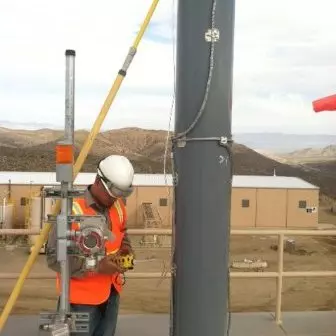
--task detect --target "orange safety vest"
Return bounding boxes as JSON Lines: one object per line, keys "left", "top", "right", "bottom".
{"left": 56, "top": 197, "right": 126, "bottom": 305}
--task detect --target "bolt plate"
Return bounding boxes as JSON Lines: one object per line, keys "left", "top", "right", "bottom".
{"left": 39, "top": 312, "right": 90, "bottom": 334}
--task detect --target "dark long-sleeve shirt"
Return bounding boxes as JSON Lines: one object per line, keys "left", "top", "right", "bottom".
{"left": 45, "top": 187, "right": 133, "bottom": 278}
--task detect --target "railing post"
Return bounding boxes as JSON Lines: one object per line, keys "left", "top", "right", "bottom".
{"left": 275, "top": 233, "right": 284, "bottom": 325}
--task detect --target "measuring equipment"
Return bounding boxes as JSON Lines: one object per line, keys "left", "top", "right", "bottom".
{"left": 45, "top": 212, "right": 115, "bottom": 272}
{"left": 74, "top": 217, "right": 113, "bottom": 271}
{"left": 38, "top": 50, "right": 115, "bottom": 335}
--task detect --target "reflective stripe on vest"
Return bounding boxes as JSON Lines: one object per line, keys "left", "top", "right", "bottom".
{"left": 72, "top": 202, "right": 82, "bottom": 230}
{"left": 71, "top": 199, "right": 123, "bottom": 230}
{"left": 72, "top": 201, "right": 82, "bottom": 215}
{"left": 72, "top": 199, "right": 123, "bottom": 222}
{"left": 114, "top": 199, "right": 123, "bottom": 223}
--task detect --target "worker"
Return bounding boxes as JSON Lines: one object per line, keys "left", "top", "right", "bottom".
{"left": 46, "top": 154, "right": 135, "bottom": 336}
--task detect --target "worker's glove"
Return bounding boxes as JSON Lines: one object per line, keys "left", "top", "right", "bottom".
{"left": 97, "top": 255, "right": 123, "bottom": 275}
{"left": 119, "top": 244, "right": 134, "bottom": 256}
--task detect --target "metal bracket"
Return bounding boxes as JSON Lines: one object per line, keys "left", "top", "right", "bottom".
{"left": 43, "top": 187, "right": 86, "bottom": 199}
{"left": 38, "top": 312, "right": 90, "bottom": 334}
{"left": 176, "top": 138, "right": 187, "bottom": 148}
{"left": 174, "top": 136, "right": 233, "bottom": 148}
{"left": 173, "top": 172, "right": 178, "bottom": 186}
{"left": 48, "top": 214, "right": 105, "bottom": 224}
{"left": 39, "top": 323, "right": 69, "bottom": 336}
{"left": 56, "top": 214, "right": 68, "bottom": 261}
{"left": 205, "top": 28, "right": 220, "bottom": 42}
{"left": 171, "top": 263, "right": 177, "bottom": 277}
{"left": 219, "top": 136, "right": 230, "bottom": 146}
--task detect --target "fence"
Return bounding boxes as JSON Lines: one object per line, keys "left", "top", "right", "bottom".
{"left": 1, "top": 227, "right": 336, "bottom": 325}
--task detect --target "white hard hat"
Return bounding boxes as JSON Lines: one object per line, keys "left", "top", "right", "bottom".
{"left": 97, "top": 155, "right": 134, "bottom": 198}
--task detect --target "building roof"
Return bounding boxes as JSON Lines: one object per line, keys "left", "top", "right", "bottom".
{"left": 0, "top": 171, "right": 319, "bottom": 189}
{"left": 232, "top": 175, "right": 319, "bottom": 190}
{"left": 0, "top": 171, "right": 174, "bottom": 187}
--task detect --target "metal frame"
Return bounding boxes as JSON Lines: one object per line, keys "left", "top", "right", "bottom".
{"left": 57, "top": 48, "right": 76, "bottom": 319}
{"left": 1, "top": 228, "right": 336, "bottom": 325}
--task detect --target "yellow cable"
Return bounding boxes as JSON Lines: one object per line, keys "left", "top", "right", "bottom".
{"left": 0, "top": 0, "right": 159, "bottom": 330}
{"left": 75, "top": 0, "right": 159, "bottom": 171}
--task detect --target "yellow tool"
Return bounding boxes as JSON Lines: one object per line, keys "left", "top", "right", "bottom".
{"left": 115, "top": 254, "right": 135, "bottom": 270}
{"left": 107, "top": 250, "right": 135, "bottom": 271}
{"left": 0, "top": 0, "right": 160, "bottom": 331}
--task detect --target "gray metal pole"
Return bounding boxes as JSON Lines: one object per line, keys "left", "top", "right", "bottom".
{"left": 59, "top": 49, "right": 76, "bottom": 316}
{"left": 65, "top": 49, "right": 75, "bottom": 215}
{"left": 171, "top": 0, "right": 235, "bottom": 335}
{"left": 65, "top": 49, "right": 75, "bottom": 144}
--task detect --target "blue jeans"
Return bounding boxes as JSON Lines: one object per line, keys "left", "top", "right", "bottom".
{"left": 57, "top": 286, "right": 120, "bottom": 336}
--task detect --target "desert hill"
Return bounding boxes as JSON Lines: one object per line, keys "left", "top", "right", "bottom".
{"left": 268, "top": 145, "right": 336, "bottom": 185}
{"left": 1, "top": 127, "right": 336, "bottom": 199}
{"left": 278, "top": 145, "right": 336, "bottom": 163}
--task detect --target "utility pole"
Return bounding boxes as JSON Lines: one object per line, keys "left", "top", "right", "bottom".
{"left": 171, "top": 0, "right": 235, "bottom": 336}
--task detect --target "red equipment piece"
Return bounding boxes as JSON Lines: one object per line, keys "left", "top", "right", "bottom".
{"left": 312, "top": 94, "right": 336, "bottom": 113}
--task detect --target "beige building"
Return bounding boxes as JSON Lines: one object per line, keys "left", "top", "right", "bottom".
{"left": 0, "top": 172, "right": 319, "bottom": 231}
{"left": 230, "top": 175, "right": 319, "bottom": 228}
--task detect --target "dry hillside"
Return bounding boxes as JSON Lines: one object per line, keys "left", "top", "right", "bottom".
{"left": 1, "top": 127, "right": 336, "bottom": 199}
{"left": 0, "top": 127, "right": 167, "bottom": 173}
{"left": 279, "top": 145, "right": 336, "bottom": 163}
{"left": 266, "top": 145, "right": 336, "bottom": 188}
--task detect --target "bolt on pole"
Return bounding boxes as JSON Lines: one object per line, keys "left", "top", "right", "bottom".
{"left": 171, "top": 0, "right": 235, "bottom": 335}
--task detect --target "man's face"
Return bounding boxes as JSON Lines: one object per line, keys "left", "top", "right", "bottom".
{"left": 93, "top": 175, "right": 117, "bottom": 207}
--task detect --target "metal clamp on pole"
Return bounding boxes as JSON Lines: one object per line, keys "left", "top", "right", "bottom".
{"left": 172, "top": 135, "right": 233, "bottom": 148}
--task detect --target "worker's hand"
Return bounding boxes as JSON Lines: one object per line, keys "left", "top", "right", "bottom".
{"left": 119, "top": 244, "right": 135, "bottom": 258}
{"left": 97, "top": 255, "right": 123, "bottom": 275}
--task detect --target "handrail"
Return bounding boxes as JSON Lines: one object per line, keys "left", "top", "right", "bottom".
{"left": 2, "top": 228, "right": 336, "bottom": 236}
{"left": 1, "top": 228, "right": 336, "bottom": 325}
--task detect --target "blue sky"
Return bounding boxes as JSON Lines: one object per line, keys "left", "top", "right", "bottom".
{"left": 1, "top": 0, "right": 336, "bottom": 134}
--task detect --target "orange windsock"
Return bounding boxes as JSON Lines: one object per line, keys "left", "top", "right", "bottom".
{"left": 312, "top": 94, "right": 336, "bottom": 113}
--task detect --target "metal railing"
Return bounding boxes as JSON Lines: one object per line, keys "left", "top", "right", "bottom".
{"left": 1, "top": 227, "right": 336, "bottom": 325}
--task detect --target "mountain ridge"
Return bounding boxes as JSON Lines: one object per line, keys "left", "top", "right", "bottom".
{"left": 1, "top": 127, "right": 336, "bottom": 199}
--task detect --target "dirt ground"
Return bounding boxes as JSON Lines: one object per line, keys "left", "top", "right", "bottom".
{"left": 1, "top": 220, "right": 336, "bottom": 316}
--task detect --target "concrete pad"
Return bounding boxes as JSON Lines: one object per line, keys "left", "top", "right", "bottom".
{"left": 114, "top": 313, "right": 286, "bottom": 336}
{"left": 2, "top": 313, "right": 286, "bottom": 336}
{"left": 279, "top": 311, "right": 336, "bottom": 336}
{"left": 116, "top": 315, "right": 168, "bottom": 336}
{"left": 3, "top": 311, "right": 336, "bottom": 335}
{"left": 227, "top": 312, "right": 285, "bottom": 336}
